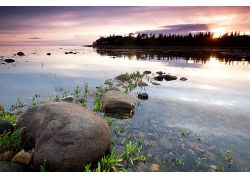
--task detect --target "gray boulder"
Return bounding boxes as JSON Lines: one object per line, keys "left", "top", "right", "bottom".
{"left": 101, "top": 90, "right": 135, "bottom": 115}
{"left": 15, "top": 102, "right": 110, "bottom": 172}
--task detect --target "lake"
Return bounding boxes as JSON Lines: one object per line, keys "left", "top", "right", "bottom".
{"left": 1, "top": 45, "right": 250, "bottom": 172}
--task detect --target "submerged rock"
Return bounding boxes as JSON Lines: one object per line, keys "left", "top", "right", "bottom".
{"left": 150, "top": 164, "right": 160, "bottom": 171}
{"left": 138, "top": 93, "right": 148, "bottom": 100}
{"left": 180, "top": 77, "right": 188, "bottom": 81}
{"left": 159, "top": 138, "right": 173, "bottom": 149}
{"left": 115, "top": 73, "right": 129, "bottom": 81}
{"left": 17, "top": 52, "right": 25, "bottom": 56}
{"left": 156, "top": 71, "right": 163, "bottom": 75}
{"left": 4, "top": 59, "right": 15, "bottom": 63}
{"left": 143, "top": 70, "right": 151, "bottom": 74}
{"left": 154, "top": 75, "right": 164, "bottom": 81}
{"left": 152, "top": 82, "right": 161, "bottom": 86}
{"left": 163, "top": 74, "right": 177, "bottom": 81}
{"left": 138, "top": 81, "right": 148, "bottom": 87}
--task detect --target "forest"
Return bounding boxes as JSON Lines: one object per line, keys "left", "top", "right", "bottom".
{"left": 92, "top": 31, "right": 250, "bottom": 47}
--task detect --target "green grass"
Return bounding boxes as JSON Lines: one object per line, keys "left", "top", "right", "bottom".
{"left": 0, "top": 127, "right": 25, "bottom": 156}
{"left": 0, "top": 110, "right": 18, "bottom": 126}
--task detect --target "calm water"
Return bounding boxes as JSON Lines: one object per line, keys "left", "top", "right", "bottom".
{"left": 1, "top": 46, "right": 250, "bottom": 172}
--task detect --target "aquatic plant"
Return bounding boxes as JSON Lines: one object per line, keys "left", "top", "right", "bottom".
{"left": 176, "top": 158, "right": 184, "bottom": 167}
{"left": 220, "top": 149, "right": 233, "bottom": 168}
{"left": 84, "top": 147, "right": 124, "bottom": 172}
{"left": 55, "top": 86, "right": 63, "bottom": 92}
{"left": 83, "top": 82, "right": 89, "bottom": 98}
{"left": 54, "top": 95, "right": 60, "bottom": 102}
{"left": 195, "top": 157, "right": 207, "bottom": 168}
{"left": 105, "top": 117, "right": 113, "bottom": 126}
{"left": 121, "top": 140, "right": 146, "bottom": 165}
{"left": 181, "top": 129, "right": 186, "bottom": 136}
{"left": 11, "top": 97, "right": 26, "bottom": 112}
{"left": 93, "top": 94, "right": 102, "bottom": 111}
{"left": 32, "top": 97, "right": 37, "bottom": 106}
{"left": 40, "top": 159, "right": 47, "bottom": 172}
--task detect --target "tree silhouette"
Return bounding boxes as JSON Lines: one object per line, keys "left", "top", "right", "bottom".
{"left": 92, "top": 31, "right": 250, "bottom": 47}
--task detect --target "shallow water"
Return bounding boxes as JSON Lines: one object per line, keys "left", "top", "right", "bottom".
{"left": 1, "top": 46, "right": 250, "bottom": 172}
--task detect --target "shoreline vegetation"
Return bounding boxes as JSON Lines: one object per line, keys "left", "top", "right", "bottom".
{"left": 91, "top": 31, "right": 250, "bottom": 47}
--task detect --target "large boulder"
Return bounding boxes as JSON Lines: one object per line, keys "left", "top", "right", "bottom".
{"left": 101, "top": 90, "right": 135, "bottom": 117}
{"left": 15, "top": 102, "right": 110, "bottom": 172}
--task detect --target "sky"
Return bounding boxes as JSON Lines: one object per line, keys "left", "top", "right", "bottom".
{"left": 0, "top": 1, "right": 250, "bottom": 46}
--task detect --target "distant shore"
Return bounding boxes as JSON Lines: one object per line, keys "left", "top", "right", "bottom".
{"left": 87, "top": 44, "right": 250, "bottom": 50}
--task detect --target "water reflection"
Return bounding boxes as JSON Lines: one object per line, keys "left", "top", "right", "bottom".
{"left": 94, "top": 47, "right": 250, "bottom": 66}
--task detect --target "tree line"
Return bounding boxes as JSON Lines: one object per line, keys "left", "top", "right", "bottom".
{"left": 92, "top": 31, "right": 250, "bottom": 47}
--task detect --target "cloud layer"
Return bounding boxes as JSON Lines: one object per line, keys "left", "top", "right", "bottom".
{"left": 0, "top": 6, "right": 250, "bottom": 45}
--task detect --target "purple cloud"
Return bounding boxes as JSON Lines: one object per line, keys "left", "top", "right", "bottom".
{"left": 29, "top": 37, "right": 42, "bottom": 39}
{"left": 135, "top": 23, "right": 219, "bottom": 36}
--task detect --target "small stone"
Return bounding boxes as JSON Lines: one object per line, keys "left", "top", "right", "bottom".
{"left": 156, "top": 71, "right": 163, "bottom": 75}
{"left": 152, "top": 82, "right": 161, "bottom": 85}
{"left": 11, "top": 151, "right": 34, "bottom": 165}
{"left": 138, "top": 93, "right": 148, "bottom": 100}
{"left": 159, "top": 138, "right": 173, "bottom": 149}
{"left": 108, "top": 87, "right": 120, "bottom": 91}
{"left": 150, "top": 164, "right": 159, "bottom": 171}
{"left": 147, "top": 154, "right": 153, "bottom": 159}
{"left": 143, "top": 71, "right": 151, "bottom": 74}
{"left": 180, "top": 77, "right": 188, "bottom": 81}
{"left": 138, "top": 81, "right": 148, "bottom": 87}
{"left": 61, "top": 95, "right": 74, "bottom": 102}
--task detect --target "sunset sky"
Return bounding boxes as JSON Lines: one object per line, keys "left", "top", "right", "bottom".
{"left": 0, "top": 1, "right": 250, "bottom": 46}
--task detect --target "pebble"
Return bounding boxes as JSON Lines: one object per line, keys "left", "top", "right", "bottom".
{"left": 150, "top": 164, "right": 160, "bottom": 171}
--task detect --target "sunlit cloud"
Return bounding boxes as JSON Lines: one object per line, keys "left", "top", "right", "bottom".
{"left": 135, "top": 23, "right": 218, "bottom": 36}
